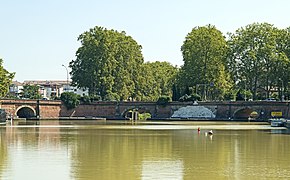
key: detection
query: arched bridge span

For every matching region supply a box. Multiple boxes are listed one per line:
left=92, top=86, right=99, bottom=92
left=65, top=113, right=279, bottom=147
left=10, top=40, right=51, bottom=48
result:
left=1, top=99, right=290, bottom=120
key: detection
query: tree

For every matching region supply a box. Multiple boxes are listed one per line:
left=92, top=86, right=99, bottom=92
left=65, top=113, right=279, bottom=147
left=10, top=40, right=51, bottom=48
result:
left=69, top=26, right=144, bottom=101
left=139, top=61, right=178, bottom=101
left=20, top=84, right=42, bottom=99
left=0, top=59, right=15, bottom=97
left=60, top=92, right=80, bottom=110
left=180, top=24, right=232, bottom=100
left=274, top=27, right=290, bottom=100
left=227, top=23, right=290, bottom=100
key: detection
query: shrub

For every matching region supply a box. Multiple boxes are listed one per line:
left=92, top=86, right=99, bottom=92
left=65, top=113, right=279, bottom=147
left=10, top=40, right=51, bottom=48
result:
left=138, top=113, right=152, bottom=120
left=224, top=90, right=237, bottom=101
left=80, top=95, right=91, bottom=104
left=179, top=93, right=201, bottom=102
left=90, top=94, right=102, bottom=102
left=60, top=92, right=80, bottom=110
left=157, top=95, right=171, bottom=106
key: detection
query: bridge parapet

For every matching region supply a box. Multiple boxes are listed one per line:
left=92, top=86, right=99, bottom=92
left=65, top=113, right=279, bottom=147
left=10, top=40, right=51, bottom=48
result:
left=1, top=99, right=290, bottom=120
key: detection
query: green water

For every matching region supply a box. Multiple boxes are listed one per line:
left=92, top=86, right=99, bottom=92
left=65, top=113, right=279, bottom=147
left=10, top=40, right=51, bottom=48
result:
left=0, top=121, right=290, bottom=180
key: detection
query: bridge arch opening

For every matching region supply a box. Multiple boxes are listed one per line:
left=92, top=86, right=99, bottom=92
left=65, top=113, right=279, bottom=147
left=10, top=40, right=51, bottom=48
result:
left=16, top=106, right=36, bottom=119
left=233, top=108, right=259, bottom=120
left=122, top=108, right=152, bottom=120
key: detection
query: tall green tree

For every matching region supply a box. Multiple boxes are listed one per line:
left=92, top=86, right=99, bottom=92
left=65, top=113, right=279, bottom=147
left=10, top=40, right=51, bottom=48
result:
left=20, top=84, right=42, bottom=99
left=139, top=61, right=178, bottom=101
left=0, top=59, right=15, bottom=97
left=227, top=23, right=290, bottom=99
left=180, top=24, right=232, bottom=100
left=69, top=26, right=144, bottom=101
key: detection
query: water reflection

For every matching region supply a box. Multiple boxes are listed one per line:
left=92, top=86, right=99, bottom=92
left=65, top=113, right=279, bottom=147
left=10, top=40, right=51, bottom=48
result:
left=1, top=121, right=290, bottom=179
left=0, top=128, right=8, bottom=179
left=142, top=160, right=184, bottom=180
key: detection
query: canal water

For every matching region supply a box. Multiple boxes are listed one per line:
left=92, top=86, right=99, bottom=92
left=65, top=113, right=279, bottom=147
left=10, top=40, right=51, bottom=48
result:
left=1, top=121, right=290, bottom=180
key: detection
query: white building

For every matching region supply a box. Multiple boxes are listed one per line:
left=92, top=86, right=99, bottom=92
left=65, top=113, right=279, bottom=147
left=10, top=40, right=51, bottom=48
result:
left=10, top=80, right=88, bottom=99
left=9, top=81, right=23, bottom=97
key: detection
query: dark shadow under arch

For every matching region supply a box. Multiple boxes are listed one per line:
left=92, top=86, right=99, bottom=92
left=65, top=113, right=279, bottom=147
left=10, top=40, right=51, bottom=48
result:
left=122, top=107, right=152, bottom=119
left=17, top=107, right=36, bottom=119
left=233, top=108, right=258, bottom=120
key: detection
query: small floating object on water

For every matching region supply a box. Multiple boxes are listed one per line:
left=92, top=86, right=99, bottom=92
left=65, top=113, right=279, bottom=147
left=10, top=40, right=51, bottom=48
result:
left=205, top=130, right=213, bottom=136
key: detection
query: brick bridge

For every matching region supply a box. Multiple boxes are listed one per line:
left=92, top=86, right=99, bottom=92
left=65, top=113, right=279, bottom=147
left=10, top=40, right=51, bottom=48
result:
left=1, top=99, right=290, bottom=120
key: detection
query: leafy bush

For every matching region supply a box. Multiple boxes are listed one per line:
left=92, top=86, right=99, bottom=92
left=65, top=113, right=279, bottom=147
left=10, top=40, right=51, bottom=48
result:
left=236, top=90, right=253, bottom=101
left=138, top=113, right=152, bottom=120
left=79, top=94, right=102, bottom=104
left=224, top=90, right=237, bottom=101
left=179, top=93, right=201, bottom=102
left=60, top=92, right=80, bottom=110
left=80, top=95, right=91, bottom=104
left=157, top=95, right=171, bottom=106
left=90, top=94, right=102, bottom=102
left=190, top=93, right=201, bottom=101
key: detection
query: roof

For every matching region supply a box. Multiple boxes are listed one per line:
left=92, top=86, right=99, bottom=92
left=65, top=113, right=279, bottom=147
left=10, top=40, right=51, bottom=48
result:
left=11, top=81, right=23, bottom=86
left=23, top=80, right=71, bottom=86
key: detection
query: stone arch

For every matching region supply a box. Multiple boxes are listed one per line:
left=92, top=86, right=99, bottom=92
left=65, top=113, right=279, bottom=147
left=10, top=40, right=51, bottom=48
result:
left=16, top=105, right=36, bottom=119
left=122, top=107, right=153, bottom=119
left=233, top=107, right=258, bottom=120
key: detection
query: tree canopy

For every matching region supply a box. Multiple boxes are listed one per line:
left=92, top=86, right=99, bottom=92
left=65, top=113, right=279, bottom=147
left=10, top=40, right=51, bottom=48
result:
left=70, top=26, right=178, bottom=101
left=227, top=23, right=290, bottom=100
left=68, top=23, right=290, bottom=102
left=139, top=61, right=178, bottom=101
left=69, top=26, right=144, bottom=101
left=179, top=24, right=233, bottom=100
left=0, top=59, right=15, bottom=97
left=20, top=84, right=42, bottom=99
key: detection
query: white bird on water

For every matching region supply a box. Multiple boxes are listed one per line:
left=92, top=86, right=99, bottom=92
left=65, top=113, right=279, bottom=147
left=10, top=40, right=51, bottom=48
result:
left=205, top=130, right=213, bottom=136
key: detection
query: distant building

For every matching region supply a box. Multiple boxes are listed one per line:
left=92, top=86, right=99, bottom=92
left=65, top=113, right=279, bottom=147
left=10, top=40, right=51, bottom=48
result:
left=9, top=81, right=23, bottom=97
left=9, top=80, right=88, bottom=99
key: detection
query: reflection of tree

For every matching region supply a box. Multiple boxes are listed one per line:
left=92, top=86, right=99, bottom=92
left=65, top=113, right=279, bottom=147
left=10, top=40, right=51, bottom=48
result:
left=178, top=130, right=290, bottom=179
left=0, top=129, right=8, bottom=176
left=2, top=125, right=290, bottom=179
left=70, top=129, right=177, bottom=180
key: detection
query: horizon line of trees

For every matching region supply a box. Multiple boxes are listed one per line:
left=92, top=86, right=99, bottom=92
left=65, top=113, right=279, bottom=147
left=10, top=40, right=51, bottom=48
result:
left=1, top=22, right=290, bottom=102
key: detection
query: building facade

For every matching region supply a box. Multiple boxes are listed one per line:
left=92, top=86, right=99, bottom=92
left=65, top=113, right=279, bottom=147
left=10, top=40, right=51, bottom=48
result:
left=9, top=80, right=88, bottom=99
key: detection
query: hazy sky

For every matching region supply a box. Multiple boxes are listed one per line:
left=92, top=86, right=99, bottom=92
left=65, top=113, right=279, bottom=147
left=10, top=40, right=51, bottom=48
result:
left=1, top=0, right=289, bottom=82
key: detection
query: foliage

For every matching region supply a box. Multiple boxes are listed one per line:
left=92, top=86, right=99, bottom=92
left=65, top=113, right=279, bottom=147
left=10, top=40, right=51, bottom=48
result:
left=0, top=59, right=15, bottom=97
left=60, top=92, right=80, bottom=110
left=103, top=91, right=120, bottom=101
left=69, top=26, right=143, bottom=101
left=89, top=94, right=102, bottom=101
left=157, top=95, right=171, bottom=106
left=68, top=23, right=290, bottom=102
left=223, top=89, right=238, bottom=101
left=270, top=92, right=279, bottom=100
left=240, top=90, right=253, bottom=101
left=138, top=61, right=178, bottom=101
left=227, top=23, right=290, bottom=100
left=179, top=93, right=201, bottom=102
left=80, top=95, right=91, bottom=104
left=179, top=24, right=233, bottom=100
left=20, top=84, right=42, bottom=99
left=138, top=113, right=151, bottom=121
left=77, top=94, right=103, bottom=104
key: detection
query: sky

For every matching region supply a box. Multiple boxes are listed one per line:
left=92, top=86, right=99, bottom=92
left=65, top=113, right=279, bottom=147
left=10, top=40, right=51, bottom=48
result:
left=1, top=0, right=289, bottom=82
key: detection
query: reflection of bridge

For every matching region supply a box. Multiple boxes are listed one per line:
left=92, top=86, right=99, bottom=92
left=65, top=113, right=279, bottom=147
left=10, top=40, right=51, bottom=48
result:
left=1, top=99, right=290, bottom=120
